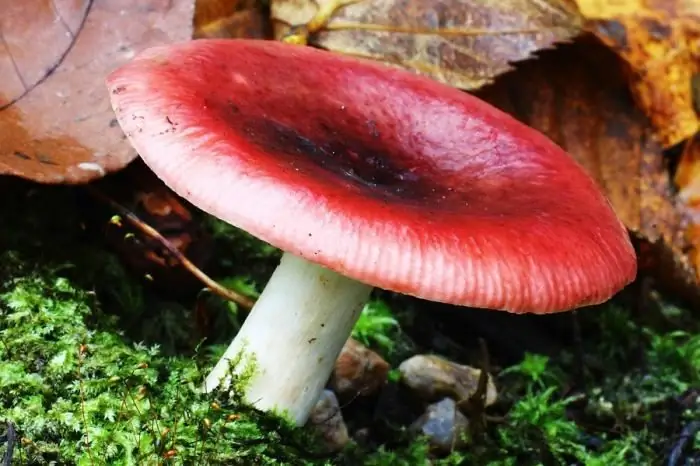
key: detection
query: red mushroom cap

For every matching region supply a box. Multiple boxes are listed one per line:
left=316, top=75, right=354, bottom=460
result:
left=106, top=39, right=636, bottom=314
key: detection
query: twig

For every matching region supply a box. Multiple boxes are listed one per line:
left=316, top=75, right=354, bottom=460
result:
left=667, top=421, right=700, bottom=466
left=87, top=186, right=255, bottom=309
left=458, top=338, right=492, bottom=444
left=0, top=422, right=17, bottom=466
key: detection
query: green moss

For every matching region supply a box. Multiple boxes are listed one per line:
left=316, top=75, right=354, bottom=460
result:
left=0, top=184, right=314, bottom=464
left=1, top=181, right=699, bottom=464
left=450, top=304, right=700, bottom=465
left=0, top=183, right=436, bottom=465
left=0, top=253, right=453, bottom=464
left=352, top=299, right=401, bottom=354
left=0, top=251, right=326, bottom=465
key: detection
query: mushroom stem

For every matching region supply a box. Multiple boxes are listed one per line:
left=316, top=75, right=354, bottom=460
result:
left=203, top=252, right=373, bottom=425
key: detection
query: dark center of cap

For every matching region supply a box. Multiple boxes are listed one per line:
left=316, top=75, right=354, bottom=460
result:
left=219, top=99, right=453, bottom=205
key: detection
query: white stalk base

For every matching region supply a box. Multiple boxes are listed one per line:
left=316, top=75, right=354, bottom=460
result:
left=203, top=252, right=373, bottom=425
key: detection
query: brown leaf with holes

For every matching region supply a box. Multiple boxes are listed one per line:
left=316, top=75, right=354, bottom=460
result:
left=194, top=0, right=271, bottom=39
left=0, top=0, right=194, bottom=184
left=476, top=38, right=699, bottom=303
left=573, top=0, right=700, bottom=148
left=271, top=0, right=583, bottom=90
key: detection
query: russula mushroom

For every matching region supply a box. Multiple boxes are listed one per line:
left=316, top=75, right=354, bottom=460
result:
left=106, top=39, right=637, bottom=425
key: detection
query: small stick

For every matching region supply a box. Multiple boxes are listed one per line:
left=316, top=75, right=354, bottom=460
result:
left=668, top=421, right=700, bottom=466
left=87, top=186, right=255, bottom=309
left=457, top=338, right=492, bottom=444
left=0, top=422, right=17, bottom=466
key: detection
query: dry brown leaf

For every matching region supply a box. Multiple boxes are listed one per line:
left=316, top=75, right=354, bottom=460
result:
left=194, top=0, right=271, bottom=39
left=573, top=0, right=700, bottom=148
left=0, top=0, right=194, bottom=184
left=476, top=38, right=699, bottom=302
left=271, top=0, right=583, bottom=90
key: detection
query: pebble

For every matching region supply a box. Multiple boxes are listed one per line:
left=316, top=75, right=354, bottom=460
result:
left=330, top=338, right=390, bottom=398
left=307, top=390, right=350, bottom=452
left=398, top=354, right=498, bottom=406
left=411, top=397, right=470, bottom=453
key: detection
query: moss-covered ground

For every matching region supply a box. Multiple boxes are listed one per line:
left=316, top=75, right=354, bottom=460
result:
left=0, top=179, right=698, bottom=465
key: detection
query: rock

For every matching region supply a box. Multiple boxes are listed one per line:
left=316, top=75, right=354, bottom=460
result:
left=411, top=398, right=470, bottom=453
left=330, top=338, right=390, bottom=398
left=307, top=390, right=350, bottom=452
left=398, top=354, right=498, bottom=406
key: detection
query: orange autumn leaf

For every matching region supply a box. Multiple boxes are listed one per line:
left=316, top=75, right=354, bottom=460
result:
left=673, top=136, right=700, bottom=286
left=675, top=135, right=700, bottom=204
left=573, top=0, right=700, bottom=148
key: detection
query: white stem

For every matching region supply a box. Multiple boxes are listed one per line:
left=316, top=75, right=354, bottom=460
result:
left=203, top=252, right=373, bottom=425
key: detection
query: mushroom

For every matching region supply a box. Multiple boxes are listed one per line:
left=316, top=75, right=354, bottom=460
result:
left=106, top=39, right=637, bottom=425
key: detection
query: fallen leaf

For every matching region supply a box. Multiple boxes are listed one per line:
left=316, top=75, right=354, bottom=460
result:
left=0, top=0, right=194, bottom=184
left=676, top=135, right=700, bottom=203
left=194, top=0, right=271, bottom=39
left=673, top=136, right=700, bottom=286
left=475, top=38, right=699, bottom=302
left=195, top=0, right=246, bottom=28
left=573, top=0, right=700, bottom=148
left=271, top=0, right=583, bottom=90
left=88, top=160, right=213, bottom=296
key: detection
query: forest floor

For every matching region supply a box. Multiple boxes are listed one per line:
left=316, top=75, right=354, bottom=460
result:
left=0, top=177, right=699, bottom=465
